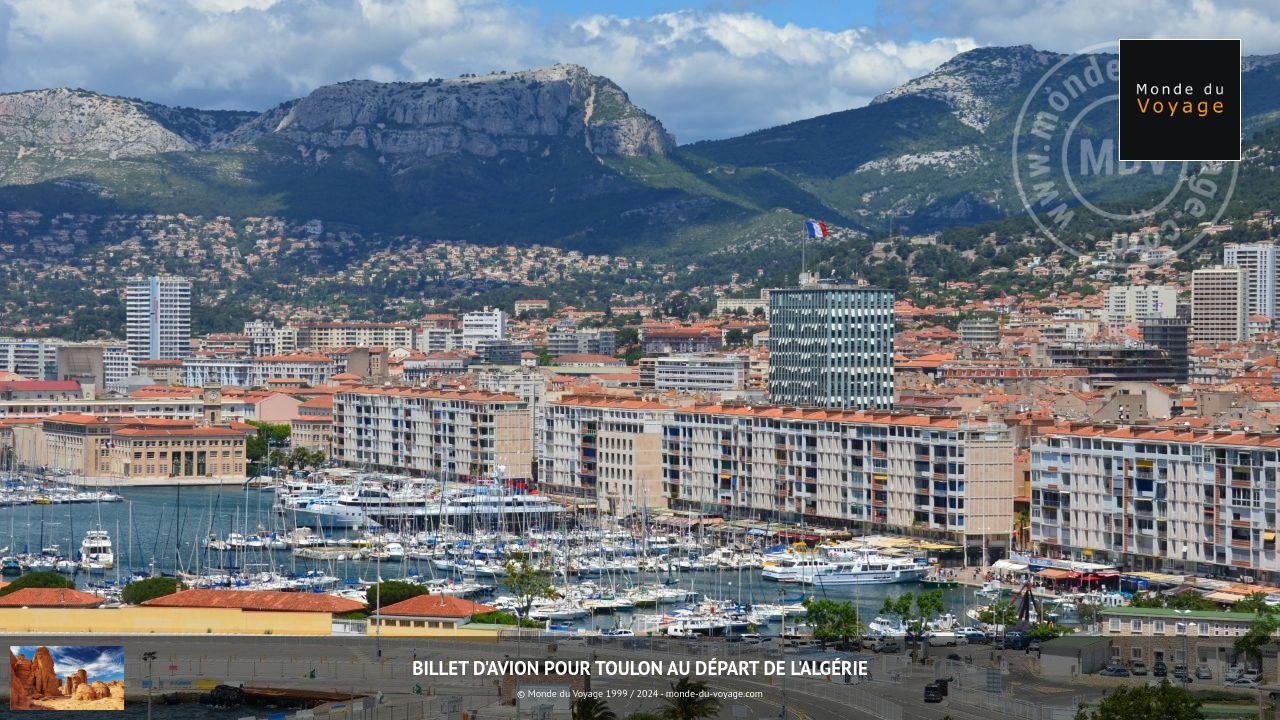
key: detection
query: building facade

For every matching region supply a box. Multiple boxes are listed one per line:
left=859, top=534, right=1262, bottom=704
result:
left=638, top=354, right=749, bottom=392
left=767, top=283, right=894, bottom=410
left=541, top=395, right=672, bottom=515
left=332, top=387, right=532, bottom=483
left=292, top=322, right=415, bottom=350
left=547, top=329, right=617, bottom=358
left=461, top=308, right=506, bottom=349
left=663, top=406, right=1014, bottom=560
left=126, top=276, right=191, bottom=362
left=1103, top=285, right=1179, bottom=328
left=0, top=338, right=61, bottom=380
left=1190, top=267, right=1247, bottom=342
left=1224, top=243, right=1278, bottom=321
left=1031, top=424, right=1280, bottom=582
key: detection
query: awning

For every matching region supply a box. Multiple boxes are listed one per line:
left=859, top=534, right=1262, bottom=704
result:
left=1204, top=591, right=1244, bottom=604
left=1266, top=531, right=1276, bottom=542
left=1037, top=568, right=1074, bottom=580
left=993, top=559, right=1029, bottom=572
left=747, top=528, right=770, bottom=536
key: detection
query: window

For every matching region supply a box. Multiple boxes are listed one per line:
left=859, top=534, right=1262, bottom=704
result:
left=1109, top=619, right=1121, bottom=632
left=1131, top=620, right=1143, bottom=632
left=1154, top=621, right=1165, bottom=634
left=1131, top=647, right=1143, bottom=660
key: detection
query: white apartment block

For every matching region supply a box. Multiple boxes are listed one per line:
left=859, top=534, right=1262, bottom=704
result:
left=473, top=370, right=548, bottom=457
left=332, top=386, right=532, bottom=483
left=461, top=308, right=506, bottom=349
left=1031, top=424, right=1280, bottom=582
left=1103, top=285, right=1178, bottom=328
left=663, top=406, right=1014, bottom=559
left=181, top=353, right=335, bottom=388
left=1224, top=243, right=1278, bottom=321
left=1191, top=267, right=1247, bottom=342
left=541, top=396, right=673, bottom=516
left=0, top=337, right=61, bottom=380
left=416, top=327, right=463, bottom=353
left=638, top=354, right=749, bottom=392
left=126, top=276, right=191, bottom=362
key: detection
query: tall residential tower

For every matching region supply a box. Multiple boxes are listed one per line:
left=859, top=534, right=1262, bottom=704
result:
left=126, top=276, right=192, bottom=362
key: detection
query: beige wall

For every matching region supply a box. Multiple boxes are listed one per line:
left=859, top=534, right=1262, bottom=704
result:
left=366, top=618, right=500, bottom=638
left=0, top=607, right=332, bottom=635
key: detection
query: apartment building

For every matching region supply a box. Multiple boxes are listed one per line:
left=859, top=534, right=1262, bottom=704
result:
left=1103, top=285, right=1178, bottom=328
left=252, top=354, right=335, bottom=387
left=1031, top=423, right=1280, bottom=582
left=641, top=327, right=722, bottom=356
left=461, top=308, right=506, bottom=349
left=1191, top=267, right=1247, bottom=342
left=663, top=405, right=1014, bottom=560
left=637, top=354, right=749, bottom=392
left=958, top=317, right=1000, bottom=346
left=1224, top=243, right=1278, bottom=321
left=126, top=276, right=191, bottom=362
left=0, top=337, right=61, bottom=380
left=541, top=395, right=673, bottom=515
left=290, top=395, right=333, bottom=457
left=332, top=387, right=532, bottom=484
left=547, top=328, right=617, bottom=358
left=292, top=322, right=415, bottom=350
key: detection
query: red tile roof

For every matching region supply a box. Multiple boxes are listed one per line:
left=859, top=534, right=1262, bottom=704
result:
left=0, top=587, right=103, bottom=607
left=0, top=380, right=80, bottom=392
left=376, top=594, right=494, bottom=618
left=142, top=589, right=364, bottom=613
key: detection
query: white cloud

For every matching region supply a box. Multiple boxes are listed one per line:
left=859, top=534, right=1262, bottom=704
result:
left=905, top=0, right=1280, bottom=55
left=0, top=0, right=974, bottom=141
left=0, top=0, right=1270, bottom=143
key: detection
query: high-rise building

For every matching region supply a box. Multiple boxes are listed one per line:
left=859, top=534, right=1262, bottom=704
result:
left=0, top=337, right=61, bottom=380
left=126, top=276, right=191, bottom=362
left=461, top=308, right=506, bottom=349
left=767, top=281, right=894, bottom=410
left=1190, top=267, right=1246, bottom=342
left=1224, top=243, right=1278, bottom=321
left=1103, top=285, right=1178, bottom=328
left=1140, top=317, right=1190, bottom=383
left=547, top=328, right=617, bottom=357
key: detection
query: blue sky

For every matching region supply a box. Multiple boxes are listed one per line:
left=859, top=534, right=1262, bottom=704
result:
left=11, top=645, right=125, bottom=683
left=0, top=0, right=1277, bottom=141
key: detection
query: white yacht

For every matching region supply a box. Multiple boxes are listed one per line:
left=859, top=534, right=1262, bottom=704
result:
left=807, top=549, right=927, bottom=586
left=761, top=556, right=830, bottom=583
left=79, top=529, right=114, bottom=571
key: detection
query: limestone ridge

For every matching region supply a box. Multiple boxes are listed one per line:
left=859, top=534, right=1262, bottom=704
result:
left=870, top=45, right=1057, bottom=131
left=216, top=64, right=675, bottom=160
left=0, top=65, right=673, bottom=164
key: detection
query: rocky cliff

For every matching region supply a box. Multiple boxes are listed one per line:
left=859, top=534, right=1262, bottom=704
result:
left=217, top=64, right=674, bottom=159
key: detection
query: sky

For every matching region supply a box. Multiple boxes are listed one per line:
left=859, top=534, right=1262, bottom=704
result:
left=0, top=0, right=1278, bottom=142
left=11, top=645, right=126, bottom=683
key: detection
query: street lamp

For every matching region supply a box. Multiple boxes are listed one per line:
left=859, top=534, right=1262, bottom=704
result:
left=142, top=651, right=157, bottom=720
left=1173, top=609, right=1191, bottom=691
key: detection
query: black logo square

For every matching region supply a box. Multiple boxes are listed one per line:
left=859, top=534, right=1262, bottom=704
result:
left=1120, top=39, right=1240, bottom=161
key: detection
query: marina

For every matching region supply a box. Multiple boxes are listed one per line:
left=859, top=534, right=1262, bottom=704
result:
left=0, top=474, right=1042, bottom=637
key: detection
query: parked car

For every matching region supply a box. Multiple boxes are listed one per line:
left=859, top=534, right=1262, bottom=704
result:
left=1173, top=664, right=1192, bottom=682
left=1227, top=678, right=1259, bottom=689
left=1099, top=666, right=1131, bottom=677
left=873, top=639, right=902, bottom=654
left=957, top=629, right=989, bottom=644
left=1130, top=661, right=1148, bottom=676
left=1226, top=665, right=1246, bottom=681
left=923, top=683, right=943, bottom=703
left=1194, top=663, right=1212, bottom=679
left=1028, top=640, right=1042, bottom=652
left=1153, top=661, right=1168, bottom=677
left=927, top=632, right=967, bottom=647
left=1241, top=668, right=1262, bottom=683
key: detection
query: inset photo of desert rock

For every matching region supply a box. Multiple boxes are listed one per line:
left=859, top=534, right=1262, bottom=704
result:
left=10, top=645, right=124, bottom=711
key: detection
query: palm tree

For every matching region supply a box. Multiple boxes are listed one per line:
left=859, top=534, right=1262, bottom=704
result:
left=660, top=676, right=722, bottom=720
left=572, top=696, right=618, bottom=720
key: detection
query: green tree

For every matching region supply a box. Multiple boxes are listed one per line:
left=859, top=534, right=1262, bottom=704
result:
left=1233, top=612, right=1279, bottom=669
left=246, top=421, right=291, bottom=462
left=625, top=714, right=663, bottom=720
left=500, top=552, right=556, bottom=619
left=659, top=676, right=721, bottom=720
left=367, top=580, right=427, bottom=609
left=1231, top=591, right=1272, bottom=615
left=1074, top=681, right=1202, bottom=720
left=724, top=328, right=745, bottom=347
left=571, top=696, right=618, bottom=720
left=1165, top=592, right=1217, bottom=612
left=0, top=571, right=75, bottom=596
left=802, top=598, right=862, bottom=648
left=121, top=577, right=183, bottom=605
left=910, top=589, right=946, bottom=657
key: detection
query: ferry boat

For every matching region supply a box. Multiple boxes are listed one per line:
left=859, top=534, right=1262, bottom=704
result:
left=807, top=550, right=927, bottom=586
left=761, top=556, right=831, bottom=583
left=291, top=487, right=564, bottom=528
left=79, top=529, right=114, bottom=571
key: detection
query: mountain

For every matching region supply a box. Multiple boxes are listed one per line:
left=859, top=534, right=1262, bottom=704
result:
left=2, top=48, right=1279, bottom=259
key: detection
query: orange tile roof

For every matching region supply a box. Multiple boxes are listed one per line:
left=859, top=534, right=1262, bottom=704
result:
left=299, top=396, right=334, bottom=409
left=377, top=594, right=495, bottom=618
left=142, top=589, right=364, bottom=613
left=255, top=354, right=332, bottom=363
left=0, top=587, right=103, bottom=607
left=113, top=426, right=246, bottom=437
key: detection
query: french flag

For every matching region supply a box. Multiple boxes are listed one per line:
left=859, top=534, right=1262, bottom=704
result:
left=805, top=220, right=828, bottom=239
